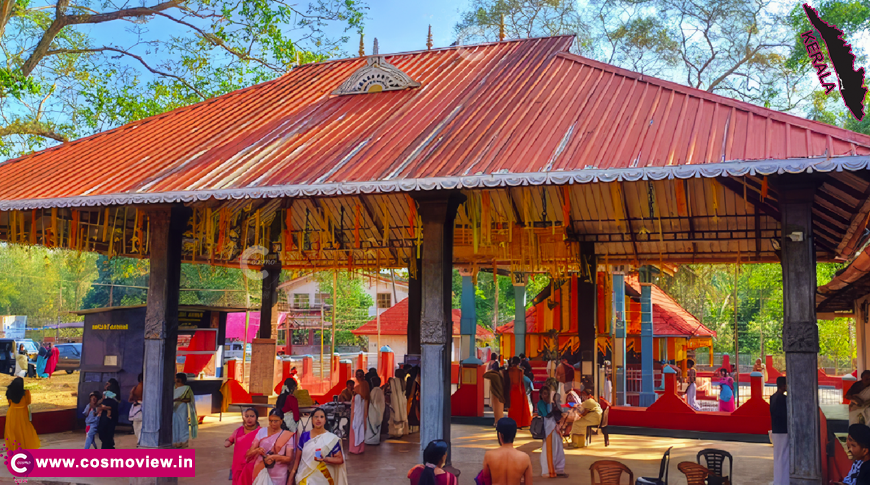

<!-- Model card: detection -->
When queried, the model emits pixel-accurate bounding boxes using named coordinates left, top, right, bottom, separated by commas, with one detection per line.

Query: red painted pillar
left=301, top=355, right=313, bottom=380
left=339, top=360, right=352, bottom=384
left=844, top=375, right=857, bottom=404
left=357, top=352, right=368, bottom=374
left=751, top=371, right=763, bottom=399
left=664, top=365, right=678, bottom=395
left=379, top=348, right=395, bottom=382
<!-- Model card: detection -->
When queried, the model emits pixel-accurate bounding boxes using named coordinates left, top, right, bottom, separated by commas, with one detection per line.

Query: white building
left=277, top=273, right=409, bottom=317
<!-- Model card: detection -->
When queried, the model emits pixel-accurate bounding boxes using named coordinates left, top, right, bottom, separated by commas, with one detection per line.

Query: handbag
left=530, top=416, right=545, bottom=440
left=128, top=403, right=142, bottom=422
left=263, top=430, right=291, bottom=469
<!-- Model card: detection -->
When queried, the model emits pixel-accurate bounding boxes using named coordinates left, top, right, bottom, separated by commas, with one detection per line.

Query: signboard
left=178, top=310, right=210, bottom=331
left=0, top=316, right=26, bottom=339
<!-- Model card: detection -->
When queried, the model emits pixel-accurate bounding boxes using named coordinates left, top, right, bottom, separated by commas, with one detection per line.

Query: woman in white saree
left=365, top=376, right=385, bottom=445
left=173, top=373, right=198, bottom=448
left=387, top=375, right=408, bottom=438
left=291, top=408, right=347, bottom=485
left=534, top=385, right=565, bottom=478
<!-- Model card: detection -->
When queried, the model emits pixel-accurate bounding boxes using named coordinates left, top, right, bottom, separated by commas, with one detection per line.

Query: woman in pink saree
left=718, top=368, right=736, bottom=412
left=246, top=409, right=296, bottom=485
left=225, top=407, right=260, bottom=485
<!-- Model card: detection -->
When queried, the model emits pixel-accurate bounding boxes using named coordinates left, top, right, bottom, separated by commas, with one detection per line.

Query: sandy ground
left=0, top=371, right=79, bottom=415
left=0, top=414, right=775, bottom=484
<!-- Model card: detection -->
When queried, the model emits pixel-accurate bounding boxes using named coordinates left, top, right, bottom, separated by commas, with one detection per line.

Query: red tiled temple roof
left=352, top=297, right=494, bottom=339
left=2, top=36, right=869, bottom=210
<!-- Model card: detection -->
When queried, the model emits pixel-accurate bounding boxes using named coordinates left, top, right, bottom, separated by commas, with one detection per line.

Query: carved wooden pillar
left=251, top=217, right=282, bottom=396
left=578, top=242, right=597, bottom=387
left=140, top=205, right=188, bottom=458
left=413, top=192, right=465, bottom=462
left=408, top=255, right=422, bottom=357
left=779, top=180, right=822, bottom=485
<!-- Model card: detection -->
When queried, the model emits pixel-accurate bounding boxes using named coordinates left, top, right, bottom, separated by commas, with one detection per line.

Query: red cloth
left=45, top=347, right=59, bottom=377
left=408, top=465, right=458, bottom=485
left=507, top=367, right=532, bottom=428
left=281, top=395, right=301, bottom=423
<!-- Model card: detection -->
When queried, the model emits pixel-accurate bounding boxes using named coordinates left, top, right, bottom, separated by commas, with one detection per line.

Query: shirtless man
left=555, top=357, right=573, bottom=398
left=483, top=418, right=533, bottom=485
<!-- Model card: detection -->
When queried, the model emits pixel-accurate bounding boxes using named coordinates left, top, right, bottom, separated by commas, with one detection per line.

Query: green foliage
left=658, top=262, right=853, bottom=363
left=0, top=0, right=366, bottom=158
left=313, top=272, right=374, bottom=348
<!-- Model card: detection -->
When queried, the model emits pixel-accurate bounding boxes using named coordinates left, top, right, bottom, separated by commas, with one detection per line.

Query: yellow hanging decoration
left=482, top=191, right=491, bottom=246
left=130, top=209, right=140, bottom=254
left=102, top=208, right=110, bottom=242
left=254, top=209, right=261, bottom=248
left=710, top=179, right=720, bottom=222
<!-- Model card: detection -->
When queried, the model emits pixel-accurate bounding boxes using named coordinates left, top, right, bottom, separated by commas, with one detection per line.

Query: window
left=313, top=293, right=329, bottom=307
left=293, top=293, right=310, bottom=309
left=377, top=293, right=391, bottom=309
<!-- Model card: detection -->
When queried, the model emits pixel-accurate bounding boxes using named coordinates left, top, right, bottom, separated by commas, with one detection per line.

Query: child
left=83, top=391, right=101, bottom=449
left=836, top=424, right=870, bottom=485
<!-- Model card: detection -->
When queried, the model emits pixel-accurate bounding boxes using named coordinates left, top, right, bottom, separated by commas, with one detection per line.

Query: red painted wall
left=0, top=408, right=77, bottom=438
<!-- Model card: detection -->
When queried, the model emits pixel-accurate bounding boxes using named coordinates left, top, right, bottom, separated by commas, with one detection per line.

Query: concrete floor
left=0, top=415, right=775, bottom=484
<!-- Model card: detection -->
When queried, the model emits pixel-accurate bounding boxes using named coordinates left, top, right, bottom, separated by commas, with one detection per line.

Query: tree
left=0, top=0, right=365, bottom=157
left=457, top=0, right=812, bottom=112
left=313, top=271, right=374, bottom=348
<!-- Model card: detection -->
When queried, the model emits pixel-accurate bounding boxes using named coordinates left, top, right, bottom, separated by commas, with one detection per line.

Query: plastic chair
left=635, top=446, right=671, bottom=485
left=586, top=407, right=611, bottom=446
left=591, top=460, right=634, bottom=485
left=678, top=462, right=710, bottom=485
left=697, top=448, right=733, bottom=485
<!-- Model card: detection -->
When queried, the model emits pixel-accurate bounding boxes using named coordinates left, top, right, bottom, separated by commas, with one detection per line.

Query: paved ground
left=0, top=415, right=775, bottom=484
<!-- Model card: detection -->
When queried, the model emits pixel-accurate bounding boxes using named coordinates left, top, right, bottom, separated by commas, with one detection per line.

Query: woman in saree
left=35, top=344, right=48, bottom=378
left=225, top=407, right=260, bottom=485
left=247, top=409, right=296, bottom=485
left=349, top=369, right=369, bottom=454
left=406, top=366, right=421, bottom=431
left=408, top=440, right=457, bottom=485
left=848, top=371, right=870, bottom=425
left=45, top=343, right=59, bottom=378
left=507, top=357, right=532, bottom=428
left=387, top=373, right=408, bottom=438
left=4, top=377, right=40, bottom=451
left=534, top=386, right=565, bottom=478
left=292, top=408, right=347, bottom=485
left=173, top=372, right=198, bottom=448
left=365, top=376, right=385, bottom=445
left=14, top=344, right=28, bottom=378
left=558, top=388, right=583, bottom=436
left=717, top=368, right=736, bottom=413
left=276, top=378, right=301, bottom=433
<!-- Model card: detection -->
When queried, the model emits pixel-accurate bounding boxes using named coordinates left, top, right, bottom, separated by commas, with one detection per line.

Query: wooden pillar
left=251, top=217, right=281, bottom=396
left=779, top=180, right=822, bottom=485
left=140, top=205, right=188, bottom=457
left=408, top=255, right=422, bottom=357
left=578, top=242, right=597, bottom=386
left=639, top=266, right=655, bottom=407
left=413, top=192, right=465, bottom=461
left=512, top=272, right=527, bottom=356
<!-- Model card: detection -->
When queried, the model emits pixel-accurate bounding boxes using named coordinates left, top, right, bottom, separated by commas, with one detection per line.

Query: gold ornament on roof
left=333, top=38, right=422, bottom=95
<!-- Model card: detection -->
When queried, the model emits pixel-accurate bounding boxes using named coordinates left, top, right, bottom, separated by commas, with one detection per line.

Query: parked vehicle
left=55, top=343, right=81, bottom=374
left=0, top=338, right=39, bottom=377
left=224, top=342, right=251, bottom=362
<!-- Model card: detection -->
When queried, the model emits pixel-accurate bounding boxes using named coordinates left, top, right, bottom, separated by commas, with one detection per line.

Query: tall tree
left=0, top=0, right=365, bottom=157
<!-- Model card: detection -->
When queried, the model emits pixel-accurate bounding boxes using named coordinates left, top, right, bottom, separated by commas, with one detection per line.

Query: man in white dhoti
left=848, top=371, right=870, bottom=425
left=686, top=359, right=700, bottom=411
left=365, top=377, right=385, bottom=445
left=770, top=377, right=788, bottom=485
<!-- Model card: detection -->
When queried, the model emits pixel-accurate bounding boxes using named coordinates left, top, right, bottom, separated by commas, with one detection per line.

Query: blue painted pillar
left=639, top=267, right=656, bottom=407
left=612, top=273, right=626, bottom=406
left=459, top=268, right=481, bottom=363
left=512, top=273, right=527, bottom=357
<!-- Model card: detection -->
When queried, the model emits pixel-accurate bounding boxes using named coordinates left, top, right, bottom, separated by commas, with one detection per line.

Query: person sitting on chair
left=568, top=389, right=601, bottom=449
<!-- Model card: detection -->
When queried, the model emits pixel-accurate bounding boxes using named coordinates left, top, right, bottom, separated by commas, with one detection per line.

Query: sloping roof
left=497, top=277, right=714, bottom=338
left=1, top=36, right=870, bottom=210
left=817, top=245, right=870, bottom=312
left=351, top=297, right=494, bottom=339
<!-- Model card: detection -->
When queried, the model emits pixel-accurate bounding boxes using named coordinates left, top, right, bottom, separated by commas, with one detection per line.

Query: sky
left=330, top=0, right=468, bottom=57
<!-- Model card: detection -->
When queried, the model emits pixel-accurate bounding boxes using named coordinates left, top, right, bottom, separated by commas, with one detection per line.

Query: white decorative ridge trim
left=2, top=155, right=869, bottom=211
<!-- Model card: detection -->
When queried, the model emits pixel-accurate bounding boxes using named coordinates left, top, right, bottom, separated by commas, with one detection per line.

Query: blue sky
left=331, top=0, right=468, bottom=56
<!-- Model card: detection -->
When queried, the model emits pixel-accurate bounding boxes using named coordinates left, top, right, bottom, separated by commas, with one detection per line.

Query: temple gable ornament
left=333, top=55, right=421, bottom=95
